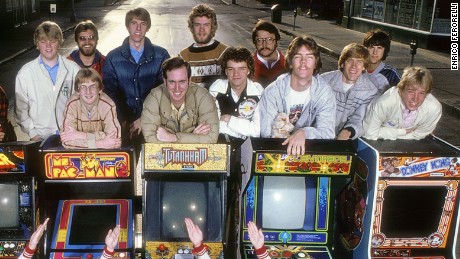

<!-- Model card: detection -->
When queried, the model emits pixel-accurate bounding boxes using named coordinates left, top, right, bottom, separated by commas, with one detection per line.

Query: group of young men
left=12, top=4, right=442, bottom=157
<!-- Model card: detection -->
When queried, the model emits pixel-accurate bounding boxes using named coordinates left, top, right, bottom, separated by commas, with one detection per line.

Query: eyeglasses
left=79, top=84, right=98, bottom=91
left=255, top=37, right=275, bottom=45
left=78, top=35, right=96, bottom=41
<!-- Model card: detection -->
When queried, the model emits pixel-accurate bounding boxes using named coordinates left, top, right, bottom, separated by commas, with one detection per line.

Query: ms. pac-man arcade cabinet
left=237, top=138, right=357, bottom=259
left=37, top=135, right=136, bottom=259
left=0, top=141, right=40, bottom=259
left=142, top=143, right=229, bottom=259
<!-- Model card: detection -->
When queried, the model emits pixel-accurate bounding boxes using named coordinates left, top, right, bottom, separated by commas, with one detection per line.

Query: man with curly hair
left=179, top=4, right=229, bottom=89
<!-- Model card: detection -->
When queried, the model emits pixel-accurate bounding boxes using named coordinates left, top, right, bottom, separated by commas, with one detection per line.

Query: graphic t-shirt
left=287, top=87, right=311, bottom=125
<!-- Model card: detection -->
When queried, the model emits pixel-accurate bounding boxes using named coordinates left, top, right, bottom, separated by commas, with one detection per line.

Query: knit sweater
left=179, top=40, right=229, bottom=89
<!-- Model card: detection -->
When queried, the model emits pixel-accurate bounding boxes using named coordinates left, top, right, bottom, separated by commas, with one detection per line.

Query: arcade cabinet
left=0, top=141, right=40, bottom=258
left=236, top=138, right=357, bottom=259
left=37, top=135, right=136, bottom=259
left=142, top=143, right=229, bottom=259
left=341, top=136, right=460, bottom=258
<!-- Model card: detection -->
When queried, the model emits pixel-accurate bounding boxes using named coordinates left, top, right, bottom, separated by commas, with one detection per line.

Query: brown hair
left=74, top=20, right=99, bottom=42
left=338, top=43, right=370, bottom=71
left=74, top=68, right=103, bottom=92
left=162, top=57, right=192, bottom=79
left=285, top=36, right=322, bottom=75
left=221, top=47, right=255, bottom=79
left=125, top=8, right=151, bottom=29
left=188, top=4, right=218, bottom=38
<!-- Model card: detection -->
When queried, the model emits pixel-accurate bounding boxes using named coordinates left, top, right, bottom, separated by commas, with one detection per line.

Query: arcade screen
left=380, top=185, right=446, bottom=237
left=259, top=176, right=316, bottom=230
left=145, top=177, right=223, bottom=242
left=68, top=205, right=117, bottom=245
left=0, top=183, right=19, bottom=228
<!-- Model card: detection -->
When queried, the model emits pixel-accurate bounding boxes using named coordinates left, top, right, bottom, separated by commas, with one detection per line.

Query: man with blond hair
left=15, top=21, right=80, bottom=141
left=363, top=66, right=441, bottom=140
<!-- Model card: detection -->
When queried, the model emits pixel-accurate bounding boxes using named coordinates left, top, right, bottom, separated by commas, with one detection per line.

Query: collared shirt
left=192, top=39, right=215, bottom=48
left=130, top=46, right=144, bottom=63
left=170, top=102, right=185, bottom=122
left=256, top=50, right=280, bottom=69
left=39, top=56, right=59, bottom=84
left=402, top=107, right=418, bottom=128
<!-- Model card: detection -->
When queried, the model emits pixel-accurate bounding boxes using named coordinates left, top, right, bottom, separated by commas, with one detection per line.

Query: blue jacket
left=102, top=37, right=170, bottom=122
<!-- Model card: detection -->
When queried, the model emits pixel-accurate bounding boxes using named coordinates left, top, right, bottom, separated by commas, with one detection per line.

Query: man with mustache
left=179, top=4, right=229, bottom=89
left=67, top=20, right=105, bottom=76
left=251, top=20, right=287, bottom=87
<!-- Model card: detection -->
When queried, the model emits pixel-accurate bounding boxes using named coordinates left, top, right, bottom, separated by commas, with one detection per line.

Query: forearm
left=227, top=116, right=260, bottom=138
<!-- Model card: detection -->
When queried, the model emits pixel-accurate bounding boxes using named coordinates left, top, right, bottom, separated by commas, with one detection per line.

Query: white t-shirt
left=287, top=87, right=311, bottom=124
left=342, top=82, right=354, bottom=93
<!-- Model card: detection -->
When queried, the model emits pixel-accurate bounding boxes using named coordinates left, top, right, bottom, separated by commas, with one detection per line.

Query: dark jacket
left=102, top=37, right=170, bottom=123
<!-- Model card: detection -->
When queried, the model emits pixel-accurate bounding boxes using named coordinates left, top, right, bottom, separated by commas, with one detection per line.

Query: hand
left=337, top=129, right=352, bottom=140
left=28, top=218, right=49, bottom=250
left=105, top=225, right=120, bottom=252
left=60, top=126, right=86, bottom=143
left=156, top=127, right=178, bottom=142
left=282, top=129, right=306, bottom=156
left=247, top=221, right=264, bottom=250
left=219, top=114, right=231, bottom=123
left=0, top=131, right=5, bottom=141
left=184, top=218, right=203, bottom=248
left=96, top=131, right=121, bottom=149
left=31, top=135, right=44, bottom=141
left=193, top=122, right=211, bottom=135
left=130, top=119, right=141, bottom=139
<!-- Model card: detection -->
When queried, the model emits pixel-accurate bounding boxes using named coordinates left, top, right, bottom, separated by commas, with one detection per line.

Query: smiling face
left=226, top=60, right=249, bottom=91
left=78, top=80, right=101, bottom=107
left=399, top=84, right=428, bottom=111
left=191, top=16, right=213, bottom=46
left=341, top=57, right=365, bottom=84
left=77, top=30, right=97, bottom=57
left=127, top=17, right=149, bottom=45
left=165, top=66, right=190, bottom=108
left=37, top=38, right=59, bottom=63
left=367, top=45, right=385, bottom=66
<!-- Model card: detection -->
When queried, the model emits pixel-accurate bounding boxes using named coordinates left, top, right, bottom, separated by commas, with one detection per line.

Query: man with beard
left=252, top=20, right=287, bottom=87
left=67, top=20, right=105, bottom=76
left=179, top=4, right=229, bottom=89
left=103, top=7, right=170, bottom=151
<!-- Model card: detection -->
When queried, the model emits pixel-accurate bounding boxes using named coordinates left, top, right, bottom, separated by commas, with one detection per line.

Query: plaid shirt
left=0, top=86, right=8, bottom=123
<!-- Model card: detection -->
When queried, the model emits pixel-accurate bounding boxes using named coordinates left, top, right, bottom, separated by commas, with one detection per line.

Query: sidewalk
left=226, top=0, right=460, bottom=117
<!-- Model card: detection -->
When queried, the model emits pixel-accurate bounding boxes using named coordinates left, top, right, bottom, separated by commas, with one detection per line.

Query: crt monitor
left=0, top=183, right=19, bottom=229
left=257, top=176, right=317, bottom=231
left=145, top=175, right=223, bottom=242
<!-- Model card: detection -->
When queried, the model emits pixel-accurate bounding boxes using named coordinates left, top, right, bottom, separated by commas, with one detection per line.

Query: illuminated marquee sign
left=143, top=144, right=228, bottom=171
left=0, top=149, right=25, bottom=173
left=255, top=153, right=353, bottom=175
left=378, top=156, right=460, bottom=177
left=44, top=152, right=130, bottom=179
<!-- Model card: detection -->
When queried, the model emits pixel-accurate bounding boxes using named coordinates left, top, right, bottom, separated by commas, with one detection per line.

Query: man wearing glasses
left=252, top=20, right=287, bottom=87
left=259, top=36, right=336, bottom=156
left=61, top=68, right=121, bottom=149
left=67, top=20, right=105, bottom=76
left=179, top=4, right=229, bottom=89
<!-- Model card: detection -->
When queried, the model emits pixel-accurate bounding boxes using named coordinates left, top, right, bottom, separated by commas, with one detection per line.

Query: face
left=367, top=45, right=385, bottom=65
left=77, top=30, right=97, bottom=57
left=192, top=16, right=213, bottom=46
left=127, top=17, right=149, bottom=43
left=165, top=66, right=190, bottom=107
left=254, top=30, right=277, bottom=58
left=37, top=38, right=59, bottom=62
left=290, top=45, right=316, bottom=81
left=399, top=84, right=428, bottom=111
left=341, top=57, right=365, bottom=84
left=226, top=60, right=249, bottom=90
left=78, top=80, right=100, bottom=106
